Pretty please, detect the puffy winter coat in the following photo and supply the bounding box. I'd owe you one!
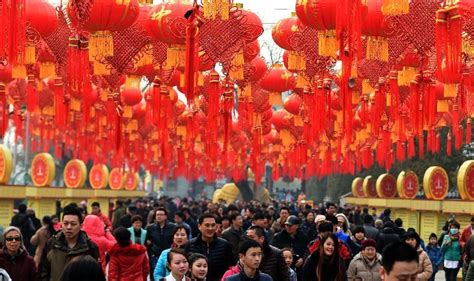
[108,243,149,281]
[272,229,309,258]
[145,222,176,258]
[82,215,116,272]
[259,243,289,281]
[185,234,234,281]
[31,226,52,267]
[347,252,382,281]
[0,249,37,281]
[416,248,433,281]
[38,231,99,281]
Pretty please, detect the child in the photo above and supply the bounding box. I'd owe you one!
[426,233,443,281]
[281,248,297,281]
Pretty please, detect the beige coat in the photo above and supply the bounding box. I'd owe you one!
[347,252,382,281]
[30,226,51,267]
[417,248,433,281]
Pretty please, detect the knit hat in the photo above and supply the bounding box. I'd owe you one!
[361,238,376,250]
[315,215,326,224]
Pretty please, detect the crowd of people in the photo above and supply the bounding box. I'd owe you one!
[2,197,474,280]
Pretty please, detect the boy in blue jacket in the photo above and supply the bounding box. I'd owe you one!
[426,233,443,281]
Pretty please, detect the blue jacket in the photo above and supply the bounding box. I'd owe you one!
[426,244,443,267]
[225,272,273,281]
[154,248,171,281]
[128,227,147,245]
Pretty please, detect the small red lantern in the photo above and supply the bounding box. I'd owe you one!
[260,64,296,105]
[284,94,302,115]
[121,87,142,106]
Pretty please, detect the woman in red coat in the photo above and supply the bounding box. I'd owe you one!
[0,226,37,281]
[108,227,150,281]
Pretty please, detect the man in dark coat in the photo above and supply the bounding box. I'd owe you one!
[362,214,379,240]
[376,221,401,253]
[271,215,309,278]
[185,213,233,281]
[222,213,244,261]
[39,206,99,281]
[145,207,176,281]
[246,225,289,281]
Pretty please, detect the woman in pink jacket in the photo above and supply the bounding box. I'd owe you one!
[82,214,116,272]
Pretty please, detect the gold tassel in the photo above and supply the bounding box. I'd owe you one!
[397,67,417,86]
[366,36,388,61]
[166,45,186,69]
[203,0,230,20]
[197,73,204,86]
[93,61,110,75]
[123,106,133,118]
[70,98,81,112]
[288,51,306,71]
[116,0,131,4]
[180,73,185,87]
[89,31,114,61]
[318,30,338,57]
[25,45,36,65]
[229,67,244,80]
[39,62,56,79]
[12,64,27,78]
[296,75,308,88]
[269,92,283,106]
[362,80,374,94]
[437,100,449,112]
[381,0,409,15]
[462,37,474,57]
[135,47,153,68]
[443,83,458,98]
[232,50,244,67]
[352,90,361,104]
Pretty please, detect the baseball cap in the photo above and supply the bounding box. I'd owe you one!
[285,215,300,226]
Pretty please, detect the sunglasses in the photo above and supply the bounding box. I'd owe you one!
[5,237,21,242]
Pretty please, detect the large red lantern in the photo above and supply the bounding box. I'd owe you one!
[295,0,336,30]
[295,0,337,57]
[68,0,140,32]
[260,64,296,105]
[26,0,58,38]
[272,15,303,51]
[147,1,191,45]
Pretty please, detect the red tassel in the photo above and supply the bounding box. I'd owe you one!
[9,0,26,65]
[0,84,7,137]
[419,134,425,159]
[54,77,66,127]
[435,9,448,81]
[184,6,199,103]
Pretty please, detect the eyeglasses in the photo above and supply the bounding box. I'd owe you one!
[5,237,21,242]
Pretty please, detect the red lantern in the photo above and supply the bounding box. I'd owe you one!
[260,64,296,105]
[243,40,261,62]
[68,0,140,32]
[147,1,192,45]
[272,109,293,131]
[284,94,302,115]
[133,102,146,119]
[272,15,303,51]
[26,0,58,38]
[295,0,336,30]
[362,0,390,61]
[121,87,142,106]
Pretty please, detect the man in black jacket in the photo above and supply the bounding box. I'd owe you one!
[246,225,289,281]
[271,215,309,267]
[146,207,176,281]
[376,221,401,253]
[185,213,233,281]
[222,213,244,261]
